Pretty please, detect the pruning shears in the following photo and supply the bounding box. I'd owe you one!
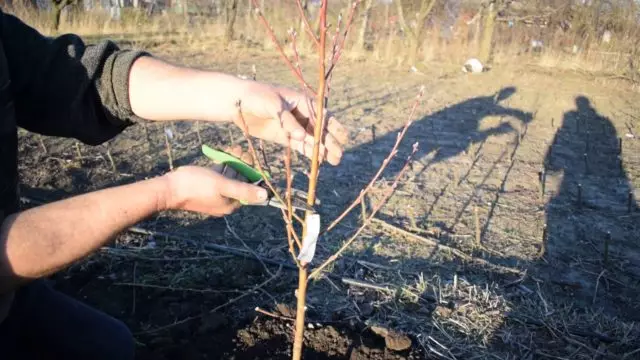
[201,145,319,213]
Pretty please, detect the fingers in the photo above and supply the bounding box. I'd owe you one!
[326,115,349,145]
[218,175,268,205]
[276,108,307,141]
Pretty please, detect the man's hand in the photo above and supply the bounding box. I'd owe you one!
[165,146,268,217]
[232,81,348,166]
[128,57,349,166]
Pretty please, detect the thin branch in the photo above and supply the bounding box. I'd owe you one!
[325,12,343,101]
[324,1,361,81]
[114,282,242,294]
[136,265,282,335]
[321,87,424,236]
[310,143,419,280]
[294,0,319,47]
[235,101,303,225]
[250,0,316,96]
[284,134,303,251]
[289,29,305,82]
[224,217,275,277]
[255,306,295,321]
[258,139,270,171]
[395,0,416,39]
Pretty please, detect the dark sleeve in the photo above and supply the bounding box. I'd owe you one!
[0,9,150,145]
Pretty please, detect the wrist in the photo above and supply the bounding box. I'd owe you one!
[198,72,250,123]
[156,173,177,212]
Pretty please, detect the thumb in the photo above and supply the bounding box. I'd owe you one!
[218,177,269,204]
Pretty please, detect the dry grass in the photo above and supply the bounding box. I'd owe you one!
[5,1,639,80]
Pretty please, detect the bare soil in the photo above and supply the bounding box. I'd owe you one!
[16,40,640,359]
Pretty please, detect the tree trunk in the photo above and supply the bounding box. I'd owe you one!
[224,0,238,44]
[479,1,496,64]
[409,24,424,65]
[50,0,73,31]
[357,0,374,50]
[52,6,62,30]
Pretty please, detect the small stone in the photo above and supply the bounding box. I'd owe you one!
[371,325,389,337]
[385,331,412,351]
[370,324,411,352]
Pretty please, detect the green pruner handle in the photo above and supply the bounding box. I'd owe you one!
[201,145,271,205]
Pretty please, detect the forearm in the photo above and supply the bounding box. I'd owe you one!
[0,176,170,293]
[128,56,247,123]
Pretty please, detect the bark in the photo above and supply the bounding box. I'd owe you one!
[224,0,238,43]
[395,0,437,65]
[357,0,374,50]
[479,1,497,64]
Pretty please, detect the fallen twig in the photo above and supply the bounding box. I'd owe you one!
[135,265,283,335]
[506,313,620,343]
[224,217,274,277]
[370,218,523,275]
[255,306,294,321]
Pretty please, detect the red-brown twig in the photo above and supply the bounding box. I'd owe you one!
[255,306,295,321]
[258,139,270,171]
[325,13,343,101]
[284,134,303,251]
[288,29,305,87]
[324,0,361,82]
[309,142,420,280]
[250,0,316,96]
[321,87,425,236]
[294,0,320,48]
[235,101,304,226]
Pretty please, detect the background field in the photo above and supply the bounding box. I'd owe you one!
[8,1,640,359]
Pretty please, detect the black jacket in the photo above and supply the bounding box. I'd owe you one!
[0,8,147,221]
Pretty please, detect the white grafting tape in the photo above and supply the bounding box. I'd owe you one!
[298,213,320,264]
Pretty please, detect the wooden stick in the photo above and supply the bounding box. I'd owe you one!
[577,183,583,208]
[38,135,48,154]
[195,121,203,145]
[603,231,611,266]
[618,137,622,155]
[474,206,481,247]
[164,128,173,171]
[255,307,294,321]
[74,142,82,163]
[539,224,547,257]
[538,168,546,197]
[105,146,118,175]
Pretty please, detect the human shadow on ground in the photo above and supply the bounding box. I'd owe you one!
[539,96,640,314]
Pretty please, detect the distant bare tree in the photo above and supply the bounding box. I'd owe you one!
[357,0,374,50]
[479,0,497,63]
[224,0,238,43]
[395,0,438,64]
[50,0,76,31]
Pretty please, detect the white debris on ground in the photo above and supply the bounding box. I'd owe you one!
[462,58,484,73]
